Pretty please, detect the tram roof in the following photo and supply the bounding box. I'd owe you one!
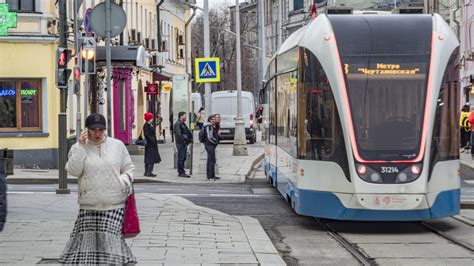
[273,13,436,59]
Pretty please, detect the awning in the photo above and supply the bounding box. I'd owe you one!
[153,71,172,81]
[96,45,147,68]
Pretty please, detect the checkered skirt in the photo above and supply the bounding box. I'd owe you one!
[59,208,136,265]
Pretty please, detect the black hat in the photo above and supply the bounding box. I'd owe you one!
[85,113,106,129]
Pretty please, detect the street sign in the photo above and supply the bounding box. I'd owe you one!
[195,57,220,83]
[146,83,159,95]
[90,2,126,38]
[84,8,93,36]
[0,4,17,36]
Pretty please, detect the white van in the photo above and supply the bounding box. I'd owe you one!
[210,91,257,144]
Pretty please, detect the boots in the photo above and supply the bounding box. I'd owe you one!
[144,164,157,177]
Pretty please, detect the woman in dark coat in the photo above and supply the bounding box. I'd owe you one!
[143,112,161,177]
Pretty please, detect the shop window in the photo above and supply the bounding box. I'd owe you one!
[0,79,42,131]
[6,0,36,12]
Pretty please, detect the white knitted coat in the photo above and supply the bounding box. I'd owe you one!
[65,137,134,210]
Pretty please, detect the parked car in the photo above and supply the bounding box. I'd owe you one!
[211,90,257,144]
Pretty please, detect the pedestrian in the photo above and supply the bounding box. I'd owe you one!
[143,112,161,177]
[203,115,221,180]
[173,111,193,177]
[59,113,136,265]
[196,107,205,130]
[0,156,6,232]
[215,113,221,137]
[256,106,264,131]
[468,106,474,159]
[460,104,471,152]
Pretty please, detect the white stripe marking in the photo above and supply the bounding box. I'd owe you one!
[464,180,474,185]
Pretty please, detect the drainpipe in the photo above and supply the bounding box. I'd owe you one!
[157,0,165,56]
[453,0,461,41]
[185,7,197,78]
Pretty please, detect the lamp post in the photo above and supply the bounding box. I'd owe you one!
[233,0,248,156]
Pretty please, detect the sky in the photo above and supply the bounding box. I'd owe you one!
[196,0,245,9]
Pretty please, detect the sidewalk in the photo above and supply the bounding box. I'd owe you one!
[460,152,474,177]
[7,141,265,184]
[0,192,285,265]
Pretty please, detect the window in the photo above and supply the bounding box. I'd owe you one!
[6,0,36,12]
[430,49,460,174]
[297,48,350,179]
[0,79,42,131]
[293,0,304,10]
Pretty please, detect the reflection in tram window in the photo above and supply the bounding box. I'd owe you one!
[343,55,429,161]
[430,50,460,174]
[297,48,349,178]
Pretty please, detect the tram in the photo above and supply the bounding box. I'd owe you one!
[261,13,460,221]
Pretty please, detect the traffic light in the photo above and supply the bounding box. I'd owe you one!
[79,47,96,74]
[56,47,72,88]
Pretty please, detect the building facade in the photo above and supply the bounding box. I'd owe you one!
[0,0,194,168]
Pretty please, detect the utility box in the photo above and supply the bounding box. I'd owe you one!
[0,149,13,176]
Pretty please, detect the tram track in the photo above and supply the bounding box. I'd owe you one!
[315,218,375,266]
[420,221,474,253]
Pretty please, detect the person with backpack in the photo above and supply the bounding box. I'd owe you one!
[468,106,474,159]
[460,105,471,153]
[200,114,221,180]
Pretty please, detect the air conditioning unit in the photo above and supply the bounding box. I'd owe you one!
[177,48,184,59]
[393,7,424,14]
[161,40,168,52]
[130,29,136,41]
[325,7,353,14]
[178,34,185,45]
[151,53,164,67]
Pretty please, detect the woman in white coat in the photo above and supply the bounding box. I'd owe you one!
[59,113,136,264]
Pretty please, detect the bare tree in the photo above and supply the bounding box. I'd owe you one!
[191,4,258,95]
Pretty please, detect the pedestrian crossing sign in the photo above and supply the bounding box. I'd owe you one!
[195,57,220,83]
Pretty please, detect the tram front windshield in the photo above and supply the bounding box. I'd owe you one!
[343,55,428,161]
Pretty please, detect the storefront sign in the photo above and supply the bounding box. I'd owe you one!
[162,84,172,93]
[0,4,17,36]
[20,89,37,96]
[146,83,159,95]
[0,89,16,96]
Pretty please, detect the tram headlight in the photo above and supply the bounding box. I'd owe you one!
[395,164,422,183]
[356,164,383,183]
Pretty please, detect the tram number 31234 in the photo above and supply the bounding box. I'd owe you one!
[381,166,399,174]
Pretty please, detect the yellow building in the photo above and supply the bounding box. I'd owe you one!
[0,0,194,168]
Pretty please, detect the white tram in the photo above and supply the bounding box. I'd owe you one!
[261,13,460,221]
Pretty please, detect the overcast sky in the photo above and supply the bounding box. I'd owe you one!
[196,0,244,9]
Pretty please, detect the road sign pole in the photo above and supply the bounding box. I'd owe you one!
[84,58,89,122]
[203,0,211,114]
[74,1,82,142]
[106,0,112,137]
[233,0,248,156]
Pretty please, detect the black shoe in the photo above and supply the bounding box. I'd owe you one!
[144,172,152,177]
[212,176,221,180]
[149,173,157,177]
[179,174,191,178]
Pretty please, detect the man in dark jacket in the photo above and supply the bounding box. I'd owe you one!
[0,157,6,232]
[204,115,220,180]
[173,112,193,177]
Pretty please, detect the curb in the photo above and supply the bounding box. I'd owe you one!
[461,201,474,209]
[244,152,265,180]
[6,152,266,185]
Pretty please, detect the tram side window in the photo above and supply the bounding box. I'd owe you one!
[268,78,276,145]
[297,48,350,177]
[276,73,298,156]
[430,50,460,170]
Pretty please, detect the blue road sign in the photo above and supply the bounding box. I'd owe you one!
[195,57,220,83]
[84,8,93,35]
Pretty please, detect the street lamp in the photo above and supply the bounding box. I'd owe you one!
[233,0,248,156]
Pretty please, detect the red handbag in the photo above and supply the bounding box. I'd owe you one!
[122,183,140,238]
